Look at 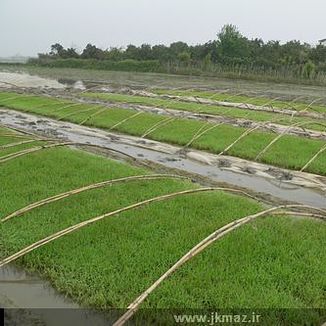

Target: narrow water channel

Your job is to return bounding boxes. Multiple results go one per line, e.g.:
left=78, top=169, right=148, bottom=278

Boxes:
left=0, top=108, right=325, bottom=208
left=0, top=265, right=111, bottom=326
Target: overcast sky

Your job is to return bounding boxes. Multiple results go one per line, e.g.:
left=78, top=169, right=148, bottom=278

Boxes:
left=1, top=0, right=325, bottom=57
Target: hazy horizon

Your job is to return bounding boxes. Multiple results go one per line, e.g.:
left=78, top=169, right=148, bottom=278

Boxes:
left=1, top=0, right=326, bottom=57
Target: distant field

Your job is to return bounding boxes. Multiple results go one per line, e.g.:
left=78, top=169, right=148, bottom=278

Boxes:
left=2, top=64, right=326, bottom=102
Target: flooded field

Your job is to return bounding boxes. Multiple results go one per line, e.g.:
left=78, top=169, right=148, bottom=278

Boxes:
left=0, top=71, right=65, bottom=89
left=2, top=65, right=326, bottom=102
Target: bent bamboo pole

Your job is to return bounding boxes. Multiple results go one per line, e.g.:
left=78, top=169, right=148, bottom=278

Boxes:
left=286, top=95, right=305, bottom=110
left=0, top=187, right=262, bottom=268
left=218, top=125, right=261, bottom=157
left=113, top=205, right=326, bottom=326
left=0, top=124, right=41, bottom=138
left=31, top=98, right=69, bottom=111
left=242, top=93, right=268, bottom=109
left=255, top=121, right=326, bottom=161
left=141, top=117, right=175, bottom=138
left=185, top=123, right=223, bottom=148
left=300, top=98, right=322, bottom=114
left=57, top=106, right=96, bottom=121
left=0, top=134, right=35, bottom=140
left=0, top=95, right=32, bottom=103
left=79, top=107, right=108, bottom=125
left=0, top=139, right=38, bottom=150
left=300, top=144, right=326, bottom=172
left=1, top=174, right=188, bottom=223
left=261, top=96, right=283, bottom=109
left=0, top=124, right=59, bottom=142
left=53, top=103, right=82, bottom=113
left=184, top=123, right=210, bottom=148
left=109, top=111, right=143, bottom=131
left=0, top=142, right=138, bottom=164
left=214, top=96, right=325, bottom=159
left=223, top=91, right=245, bottom=102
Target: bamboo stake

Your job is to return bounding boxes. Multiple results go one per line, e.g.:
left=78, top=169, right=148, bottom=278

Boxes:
left=0, top=187, right=263, bottom=268
left=185, top=123, right=223, bottom=148
left=242, top=93, right=268, bottom=109
left=255, top=121, right=326, bottom=161
left=113, top=205, right=326, bottom=326
left=0, top=139, right=38, bottom=150
left=79, top=107, right=108, bottom=125
left=187, top=123, right=210, bottom=142
left=300, top=98, right=322, bottom=114
left=1, top=174, right=188, bottom=223
left=0, top=123, right=67, bottom=143
left=52, top=103, right=81, bottom=113
left=0, top=124, right=40, bottom=138
left=0, top=95, right=32, bottom=103
left=261, top=96, right=283, bottom=109
left=109, top=111, right=143, bottom=131
left=300, top=144, right=326, bottom=172
left=0, top=142, right=138, bottom=164
left=286, top=95, right=305, bottom=110
left=57, top=106, right=96, bottom=121
left=31, top=98, right=69, bottom=111
left=79, top=87, right=320, bottom=136
left=218, top=125, right=261, bottom=157
left=223, top=91, right=246, bottom=102
left=0, top=134, right=34, bottom=139
left=141, top=117, right=175, bottom=138
left=139, top=86, right=226, bottom=140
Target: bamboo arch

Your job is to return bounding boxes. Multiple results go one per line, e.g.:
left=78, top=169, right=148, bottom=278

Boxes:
left=113, top=205, right=326, bottom=326
left=0, top=187, right=261, bottom=268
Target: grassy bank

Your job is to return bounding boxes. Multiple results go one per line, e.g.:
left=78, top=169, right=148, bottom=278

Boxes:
left=0, top=92, right=325, bottom=175
left=0, top=133, right=325, bottom=324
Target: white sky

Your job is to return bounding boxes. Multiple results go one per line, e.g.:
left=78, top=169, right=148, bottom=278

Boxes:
left=1, top=0, right=326, bottom=57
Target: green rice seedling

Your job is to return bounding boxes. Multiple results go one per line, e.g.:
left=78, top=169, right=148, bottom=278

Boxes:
left=0, top=92, right=325, bottom=175
left=0, top=140, right=324, bottom=324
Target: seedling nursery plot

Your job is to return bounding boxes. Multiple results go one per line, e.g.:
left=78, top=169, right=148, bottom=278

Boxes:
left=0, top=127, right=325, bottom=325
left=0, top=79, right=326, bottom=325
left=0, top=91, right=326, bottom=175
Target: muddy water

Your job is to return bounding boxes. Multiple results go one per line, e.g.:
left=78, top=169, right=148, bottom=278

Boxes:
left=3, top=66, right=326, bottom=103
left=0, top=72, right=65, bottom=89
left=0, top=108, right=325, bottom=208
left=0, top=265, right=110, bottom=325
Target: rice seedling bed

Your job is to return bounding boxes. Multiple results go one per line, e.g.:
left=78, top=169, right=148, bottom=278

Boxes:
left=0, top=92, right=326, bottom=176
left=0, top=133, right=325, bottom=325
left=81, top=92, right=326, bottom=130
left=153, top=88, right=326, bottom=114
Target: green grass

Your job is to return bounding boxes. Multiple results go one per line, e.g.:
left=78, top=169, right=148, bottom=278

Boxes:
left=0, top=139, right=325, bottom=324
left=153, top=88, right=326, bottom=114
left=0, top=91, right=326, bottom=175
left=81, top=92, right=326, bottom=130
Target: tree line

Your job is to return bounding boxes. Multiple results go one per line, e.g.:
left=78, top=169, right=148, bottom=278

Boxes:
left=32, top=25, right=326, bottom=81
